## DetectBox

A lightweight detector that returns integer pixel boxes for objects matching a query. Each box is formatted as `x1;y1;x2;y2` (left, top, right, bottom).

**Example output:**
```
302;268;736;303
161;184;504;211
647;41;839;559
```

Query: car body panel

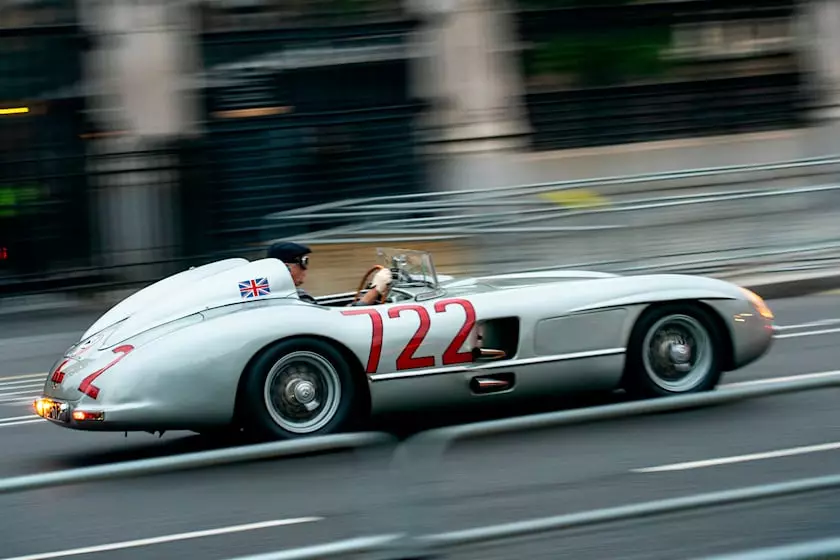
36;252;774;432
82;258;250;340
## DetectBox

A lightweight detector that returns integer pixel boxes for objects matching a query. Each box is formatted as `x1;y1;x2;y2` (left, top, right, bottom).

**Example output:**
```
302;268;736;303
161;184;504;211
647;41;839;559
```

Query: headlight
740;288;774;320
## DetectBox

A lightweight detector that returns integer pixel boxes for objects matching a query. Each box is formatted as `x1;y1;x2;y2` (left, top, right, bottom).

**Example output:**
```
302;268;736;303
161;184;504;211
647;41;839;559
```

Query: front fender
94;302;373;426
568;288;739;313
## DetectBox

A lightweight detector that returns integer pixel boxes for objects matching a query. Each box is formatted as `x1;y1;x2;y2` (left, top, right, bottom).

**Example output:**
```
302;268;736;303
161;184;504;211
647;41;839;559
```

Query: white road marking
0;415;38;423
773;318;840;331
0;397;40;406
0;389;43;398
0;380;44;388
633;441;840;473
0;396;41;405
0;419;43;428
0;381;41;405
0;376;45;408
774;327;840;340
0;373;47;382
722;370;840;389
0;517;323;560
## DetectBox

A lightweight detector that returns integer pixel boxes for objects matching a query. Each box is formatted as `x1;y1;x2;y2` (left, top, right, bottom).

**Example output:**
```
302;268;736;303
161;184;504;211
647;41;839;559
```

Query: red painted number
434;299;477;365
388;305;435;370
340;309;383;373
78;345;134;399
342;298;477;373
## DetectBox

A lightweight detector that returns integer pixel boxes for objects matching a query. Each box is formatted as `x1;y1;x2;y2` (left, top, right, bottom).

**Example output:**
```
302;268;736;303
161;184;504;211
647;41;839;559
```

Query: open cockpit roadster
35;247;774;440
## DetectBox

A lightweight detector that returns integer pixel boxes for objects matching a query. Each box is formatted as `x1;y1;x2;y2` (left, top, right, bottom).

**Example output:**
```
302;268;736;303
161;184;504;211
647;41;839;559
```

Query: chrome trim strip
368;348;626;381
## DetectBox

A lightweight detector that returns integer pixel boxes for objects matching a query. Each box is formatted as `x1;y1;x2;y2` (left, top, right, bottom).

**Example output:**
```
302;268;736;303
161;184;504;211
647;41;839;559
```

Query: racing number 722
341;298;477;373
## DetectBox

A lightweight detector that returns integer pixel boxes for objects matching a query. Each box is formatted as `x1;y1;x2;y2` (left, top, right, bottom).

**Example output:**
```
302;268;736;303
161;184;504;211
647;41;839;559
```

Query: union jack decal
239;277;271;299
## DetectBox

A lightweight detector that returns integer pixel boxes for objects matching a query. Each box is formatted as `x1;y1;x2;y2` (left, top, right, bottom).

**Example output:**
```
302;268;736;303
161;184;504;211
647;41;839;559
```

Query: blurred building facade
0;0;836;295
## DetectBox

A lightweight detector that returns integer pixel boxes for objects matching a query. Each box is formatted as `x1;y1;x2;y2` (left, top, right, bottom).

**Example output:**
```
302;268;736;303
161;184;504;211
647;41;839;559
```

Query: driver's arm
350;268;392;306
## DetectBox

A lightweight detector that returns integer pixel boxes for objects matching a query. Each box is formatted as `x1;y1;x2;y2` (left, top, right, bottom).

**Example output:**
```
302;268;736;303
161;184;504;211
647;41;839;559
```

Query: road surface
0;295;839;559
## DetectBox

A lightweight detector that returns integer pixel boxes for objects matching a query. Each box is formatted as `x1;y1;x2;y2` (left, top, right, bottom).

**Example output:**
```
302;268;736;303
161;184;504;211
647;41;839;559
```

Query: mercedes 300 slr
35;247;774;439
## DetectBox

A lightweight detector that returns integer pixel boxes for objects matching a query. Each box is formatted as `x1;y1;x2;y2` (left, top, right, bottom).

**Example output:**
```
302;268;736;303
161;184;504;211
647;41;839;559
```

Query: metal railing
264;154;840;217
4;372;840;559
261;155;840;281
695;537;840;560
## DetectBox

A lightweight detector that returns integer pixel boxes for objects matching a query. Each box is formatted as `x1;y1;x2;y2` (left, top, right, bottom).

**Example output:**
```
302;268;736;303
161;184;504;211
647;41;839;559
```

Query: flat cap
266;241;311;262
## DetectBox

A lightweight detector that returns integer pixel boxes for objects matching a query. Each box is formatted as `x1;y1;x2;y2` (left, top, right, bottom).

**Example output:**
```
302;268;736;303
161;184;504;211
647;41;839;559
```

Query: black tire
622;303;724;399
238;337;364;441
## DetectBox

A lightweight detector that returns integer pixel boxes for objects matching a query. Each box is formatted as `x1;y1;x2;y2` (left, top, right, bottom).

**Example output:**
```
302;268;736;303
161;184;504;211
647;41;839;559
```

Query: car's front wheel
622;303;724;399
239;337;364;440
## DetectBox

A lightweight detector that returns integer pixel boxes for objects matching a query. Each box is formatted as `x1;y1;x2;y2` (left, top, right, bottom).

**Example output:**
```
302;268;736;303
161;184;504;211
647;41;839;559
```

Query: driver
267;241;392;306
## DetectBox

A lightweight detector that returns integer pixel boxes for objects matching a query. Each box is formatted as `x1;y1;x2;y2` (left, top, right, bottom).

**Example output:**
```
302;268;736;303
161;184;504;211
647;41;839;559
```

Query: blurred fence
262;155;840;289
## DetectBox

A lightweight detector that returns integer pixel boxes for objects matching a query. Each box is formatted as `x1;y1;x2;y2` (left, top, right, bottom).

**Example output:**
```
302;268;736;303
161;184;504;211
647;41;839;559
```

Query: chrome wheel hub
287;379;319;411
667;341;692;372
263;351;341;434
642;314;713;392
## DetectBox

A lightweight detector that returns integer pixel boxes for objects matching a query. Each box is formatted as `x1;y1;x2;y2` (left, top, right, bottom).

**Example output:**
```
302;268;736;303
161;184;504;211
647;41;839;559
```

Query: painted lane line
0;415;38;423
722;370;840;389
0;373;47;382
0;397;41;405
0;392;39;404
0;389;44;398
0;386;44;398
0;380;45;388
0;398;40;406
0;391;43;399
633;441;840;473
0;397;40;405
774;318;840;331
774;327;840;339
0;517;322;560
0;419;44;428
0;393;38;406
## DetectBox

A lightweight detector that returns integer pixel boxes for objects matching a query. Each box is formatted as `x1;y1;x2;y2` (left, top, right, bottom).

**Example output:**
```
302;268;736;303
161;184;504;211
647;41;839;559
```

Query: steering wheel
353;265;390;304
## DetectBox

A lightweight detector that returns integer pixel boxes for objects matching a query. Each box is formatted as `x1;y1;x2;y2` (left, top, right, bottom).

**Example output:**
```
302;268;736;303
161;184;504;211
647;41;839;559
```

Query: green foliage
525;26;672;87
517;0;673;86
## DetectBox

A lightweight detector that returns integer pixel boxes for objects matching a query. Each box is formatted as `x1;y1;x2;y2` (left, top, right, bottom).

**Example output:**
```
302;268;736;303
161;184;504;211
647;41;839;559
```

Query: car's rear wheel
239;337;364;440
622;303;723;399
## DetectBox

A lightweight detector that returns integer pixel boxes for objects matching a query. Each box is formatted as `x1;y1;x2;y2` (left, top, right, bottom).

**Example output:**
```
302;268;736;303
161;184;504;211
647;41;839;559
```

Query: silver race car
35;247;775;439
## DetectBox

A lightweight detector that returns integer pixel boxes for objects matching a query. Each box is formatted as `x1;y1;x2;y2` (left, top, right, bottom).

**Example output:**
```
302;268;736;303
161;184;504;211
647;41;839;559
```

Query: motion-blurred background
3;0;840;302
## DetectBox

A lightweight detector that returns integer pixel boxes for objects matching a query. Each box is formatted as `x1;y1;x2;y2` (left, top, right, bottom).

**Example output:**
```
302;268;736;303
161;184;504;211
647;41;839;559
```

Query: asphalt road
0;295;839;559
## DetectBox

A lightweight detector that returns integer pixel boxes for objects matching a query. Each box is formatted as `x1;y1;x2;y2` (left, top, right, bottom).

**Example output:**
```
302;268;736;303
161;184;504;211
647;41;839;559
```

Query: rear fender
99;304;373;423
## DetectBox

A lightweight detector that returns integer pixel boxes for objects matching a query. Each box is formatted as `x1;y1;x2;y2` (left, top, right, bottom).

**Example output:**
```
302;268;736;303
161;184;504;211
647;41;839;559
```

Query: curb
738;272;840;300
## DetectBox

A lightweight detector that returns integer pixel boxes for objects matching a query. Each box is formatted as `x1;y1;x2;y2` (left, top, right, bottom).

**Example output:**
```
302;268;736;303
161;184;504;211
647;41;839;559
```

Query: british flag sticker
239;277;271;299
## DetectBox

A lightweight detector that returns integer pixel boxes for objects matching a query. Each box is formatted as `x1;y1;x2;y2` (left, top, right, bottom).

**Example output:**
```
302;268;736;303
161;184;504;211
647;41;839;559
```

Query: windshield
376;247;440;290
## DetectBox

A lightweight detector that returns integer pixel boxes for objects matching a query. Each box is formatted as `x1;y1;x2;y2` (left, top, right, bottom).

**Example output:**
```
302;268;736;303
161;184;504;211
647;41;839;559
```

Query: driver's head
267;241;311;286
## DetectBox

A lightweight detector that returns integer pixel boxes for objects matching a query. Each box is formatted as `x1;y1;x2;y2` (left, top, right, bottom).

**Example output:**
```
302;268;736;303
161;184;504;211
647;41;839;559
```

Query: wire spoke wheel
263;351;342;434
